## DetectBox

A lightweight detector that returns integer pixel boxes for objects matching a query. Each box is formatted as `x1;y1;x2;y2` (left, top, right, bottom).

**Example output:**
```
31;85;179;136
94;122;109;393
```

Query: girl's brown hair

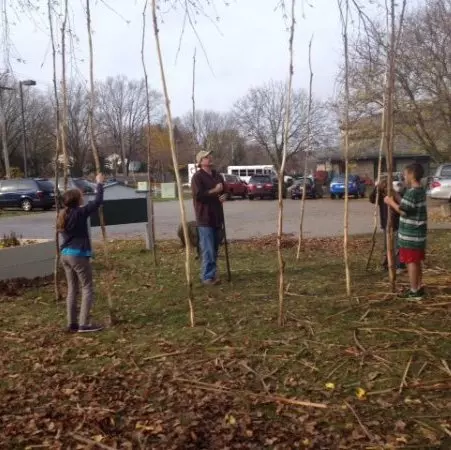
56;189;82;232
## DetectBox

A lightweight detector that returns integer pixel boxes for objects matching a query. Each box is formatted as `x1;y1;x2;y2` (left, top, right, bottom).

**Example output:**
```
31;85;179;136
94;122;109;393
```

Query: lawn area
0;232;450;448
0;209;45;219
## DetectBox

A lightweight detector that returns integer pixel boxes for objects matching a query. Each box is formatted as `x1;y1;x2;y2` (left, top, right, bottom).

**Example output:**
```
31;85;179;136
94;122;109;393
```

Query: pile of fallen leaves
429;205;451;224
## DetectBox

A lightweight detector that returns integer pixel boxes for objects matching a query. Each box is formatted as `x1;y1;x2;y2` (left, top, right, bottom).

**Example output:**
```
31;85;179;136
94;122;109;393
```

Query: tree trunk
367;69;388;270
297;36;313;260
48;0;62;302
278;0;296;327
385;0;397;292
60;0;70;191
86;0;116;324
339;0;351;296
152;0;194;327
141;1;157;262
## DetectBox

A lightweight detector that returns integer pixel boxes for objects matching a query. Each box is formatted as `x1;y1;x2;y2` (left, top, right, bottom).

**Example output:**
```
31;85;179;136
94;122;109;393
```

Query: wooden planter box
0;240;55;281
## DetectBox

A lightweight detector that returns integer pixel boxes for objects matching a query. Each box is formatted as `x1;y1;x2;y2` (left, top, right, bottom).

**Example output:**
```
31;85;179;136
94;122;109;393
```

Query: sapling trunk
141;0;157;264
48;0;62;302
60;0;69;191
86;0;116;324
152;0;194;327
296;36;313;259
366;68;387;271
338;0;351;296
192;47;198;154
278;0;296;326
385;0;397;292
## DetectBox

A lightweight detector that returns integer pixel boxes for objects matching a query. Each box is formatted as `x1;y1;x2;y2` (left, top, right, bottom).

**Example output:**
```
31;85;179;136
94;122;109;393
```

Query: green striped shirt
398;187;427;250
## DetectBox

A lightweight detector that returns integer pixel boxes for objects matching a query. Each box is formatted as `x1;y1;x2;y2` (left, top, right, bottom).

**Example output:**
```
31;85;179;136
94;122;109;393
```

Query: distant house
315;113;432;180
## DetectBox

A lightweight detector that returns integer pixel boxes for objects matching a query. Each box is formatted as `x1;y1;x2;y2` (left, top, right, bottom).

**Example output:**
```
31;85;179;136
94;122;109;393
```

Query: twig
143;351;186;361
441;359;451;377
70;433;115;450
442;425;451;438
239;361;269;392
359;327;451;337
399;354;413;394
174;377;327;409
344;401;374;442
353;329;366;353
417;362;428;378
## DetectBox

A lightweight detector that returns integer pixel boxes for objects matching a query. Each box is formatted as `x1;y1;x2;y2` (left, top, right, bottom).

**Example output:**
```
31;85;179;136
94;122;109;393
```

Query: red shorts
399;248;425;264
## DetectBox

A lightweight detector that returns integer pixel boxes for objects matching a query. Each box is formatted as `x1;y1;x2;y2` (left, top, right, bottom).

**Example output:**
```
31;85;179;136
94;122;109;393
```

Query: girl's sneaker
78;324;103;333
400;290;423;301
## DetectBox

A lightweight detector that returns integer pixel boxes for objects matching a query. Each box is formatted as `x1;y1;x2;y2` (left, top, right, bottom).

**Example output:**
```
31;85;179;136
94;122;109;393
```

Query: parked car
221;174;247;199
290;177;323;199
0;178;56;211
330;175;366;199
428;163;451;201
247;175;287;200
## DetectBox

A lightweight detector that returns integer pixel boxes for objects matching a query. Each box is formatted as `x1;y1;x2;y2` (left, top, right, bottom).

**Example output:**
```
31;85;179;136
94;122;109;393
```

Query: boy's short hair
404;163;424;182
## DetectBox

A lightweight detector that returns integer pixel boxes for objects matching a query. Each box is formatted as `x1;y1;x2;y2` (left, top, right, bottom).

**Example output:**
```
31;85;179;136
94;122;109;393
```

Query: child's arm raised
81;173;104;217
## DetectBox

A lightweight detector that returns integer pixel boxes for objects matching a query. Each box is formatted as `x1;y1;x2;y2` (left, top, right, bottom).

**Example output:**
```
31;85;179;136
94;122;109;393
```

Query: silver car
429;164;451;201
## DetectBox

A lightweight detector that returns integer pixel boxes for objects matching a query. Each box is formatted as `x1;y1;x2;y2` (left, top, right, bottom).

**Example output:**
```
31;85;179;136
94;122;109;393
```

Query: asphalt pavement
1;197;450;241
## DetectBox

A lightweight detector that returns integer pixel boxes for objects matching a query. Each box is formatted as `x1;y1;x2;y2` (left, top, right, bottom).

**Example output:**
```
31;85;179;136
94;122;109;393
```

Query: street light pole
19;80;36;178
0;85;15;179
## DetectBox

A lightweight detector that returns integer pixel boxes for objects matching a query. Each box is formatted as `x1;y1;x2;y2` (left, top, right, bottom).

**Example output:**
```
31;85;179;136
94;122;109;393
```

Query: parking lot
1;196;449;241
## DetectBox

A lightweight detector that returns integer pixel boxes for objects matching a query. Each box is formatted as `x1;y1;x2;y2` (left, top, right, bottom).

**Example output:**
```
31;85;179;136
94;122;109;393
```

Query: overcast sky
6;0;343;117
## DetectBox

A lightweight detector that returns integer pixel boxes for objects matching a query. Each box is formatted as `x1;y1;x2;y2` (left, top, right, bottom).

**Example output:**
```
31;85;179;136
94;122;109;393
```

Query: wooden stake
278;0;296;326
296;35;313;259
141;0;157;263
47;0;62;302
86;0;116;325
152;0;194;327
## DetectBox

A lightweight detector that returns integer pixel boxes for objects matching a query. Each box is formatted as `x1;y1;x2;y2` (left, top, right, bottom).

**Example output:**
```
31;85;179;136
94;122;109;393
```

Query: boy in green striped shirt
384;163;427;300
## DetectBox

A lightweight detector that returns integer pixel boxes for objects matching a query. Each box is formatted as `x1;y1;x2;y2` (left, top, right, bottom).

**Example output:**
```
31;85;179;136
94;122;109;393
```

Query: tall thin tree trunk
60;0;69;191
192;47;198;159
48;0;62;302
152;0;194;327
366;69;388;270
278;0;296;327
296;36;313;259
86;0;116;324
385;0;397;292
141;0;157;263
338;0;351;296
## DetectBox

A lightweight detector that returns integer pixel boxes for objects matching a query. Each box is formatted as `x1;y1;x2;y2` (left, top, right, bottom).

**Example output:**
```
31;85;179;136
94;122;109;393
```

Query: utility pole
19;80;36;178
0;85;15;179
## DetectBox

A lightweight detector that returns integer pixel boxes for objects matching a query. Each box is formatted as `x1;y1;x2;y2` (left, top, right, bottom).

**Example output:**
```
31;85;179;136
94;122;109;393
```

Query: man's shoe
67;323;79;333
202;278;221;286
78;324;103;333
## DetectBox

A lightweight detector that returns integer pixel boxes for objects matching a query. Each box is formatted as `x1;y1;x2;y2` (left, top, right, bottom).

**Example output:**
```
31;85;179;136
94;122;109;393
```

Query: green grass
0;209;45;219
0;232;450;448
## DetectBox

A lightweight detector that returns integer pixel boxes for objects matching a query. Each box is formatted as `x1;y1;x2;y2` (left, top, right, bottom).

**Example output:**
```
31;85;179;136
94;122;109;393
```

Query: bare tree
97;75;161;175
152;0;194;327
234;80;327;169
296;36;314;259
278;0;296;327
348;0;449;163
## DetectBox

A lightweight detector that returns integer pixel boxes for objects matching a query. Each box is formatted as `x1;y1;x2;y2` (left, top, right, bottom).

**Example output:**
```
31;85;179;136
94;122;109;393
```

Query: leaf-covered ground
1;232;450;449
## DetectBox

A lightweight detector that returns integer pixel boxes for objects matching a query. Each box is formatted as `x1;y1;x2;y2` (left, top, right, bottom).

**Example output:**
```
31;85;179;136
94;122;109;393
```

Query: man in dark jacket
369;177;405;272
191;150;227;285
